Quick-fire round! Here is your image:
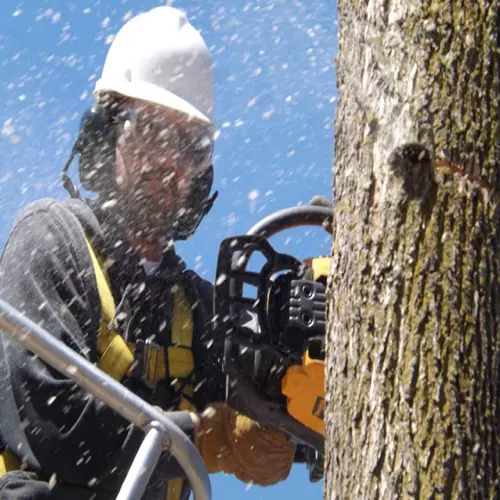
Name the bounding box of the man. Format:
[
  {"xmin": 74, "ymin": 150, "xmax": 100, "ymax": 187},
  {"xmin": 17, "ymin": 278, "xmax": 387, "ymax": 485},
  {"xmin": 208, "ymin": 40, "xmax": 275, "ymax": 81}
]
[{"xmin": 0, "ymin": 6, "xmax": 296, "ymax": 499}]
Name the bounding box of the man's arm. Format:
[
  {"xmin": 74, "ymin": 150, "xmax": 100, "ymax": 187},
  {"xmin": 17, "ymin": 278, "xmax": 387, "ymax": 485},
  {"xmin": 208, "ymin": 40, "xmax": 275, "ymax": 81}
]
[{"xmin": 0, "ymin": 199, "xmax": 193, "ymax": 487}]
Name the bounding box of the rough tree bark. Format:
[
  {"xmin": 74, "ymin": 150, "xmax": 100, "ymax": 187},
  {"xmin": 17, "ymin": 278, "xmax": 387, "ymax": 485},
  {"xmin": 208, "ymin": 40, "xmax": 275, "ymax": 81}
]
[{"xmin": 325, "ymin": 1, "xmax": 499, "ymax": 498}]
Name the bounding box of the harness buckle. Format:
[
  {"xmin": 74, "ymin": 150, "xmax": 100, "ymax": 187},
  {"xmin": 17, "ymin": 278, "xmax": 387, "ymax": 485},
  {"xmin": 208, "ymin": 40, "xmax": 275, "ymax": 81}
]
[{"xmin": 133, "ymin": 338, "xmax": 162, "ymax": 389}]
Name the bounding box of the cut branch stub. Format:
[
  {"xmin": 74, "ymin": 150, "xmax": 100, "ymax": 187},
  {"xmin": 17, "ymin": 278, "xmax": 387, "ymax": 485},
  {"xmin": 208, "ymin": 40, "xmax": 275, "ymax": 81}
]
[{"xmin": 387, "ymin": 142, "xmax": 436, "ymax": 201}]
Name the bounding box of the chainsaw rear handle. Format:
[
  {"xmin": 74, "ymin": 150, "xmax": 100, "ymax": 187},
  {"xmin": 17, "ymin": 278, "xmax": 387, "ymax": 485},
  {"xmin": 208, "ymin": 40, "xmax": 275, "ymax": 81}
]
[{"xmin": 0, "ymin": 298, "xmax": 211, "ymax": 500}]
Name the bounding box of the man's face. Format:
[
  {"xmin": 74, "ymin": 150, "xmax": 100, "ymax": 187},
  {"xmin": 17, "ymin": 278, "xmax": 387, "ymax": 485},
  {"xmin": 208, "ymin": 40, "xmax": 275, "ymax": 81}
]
[{"xmin": 113, "ymin": 99, "xmax": 214, "ymax": 241}]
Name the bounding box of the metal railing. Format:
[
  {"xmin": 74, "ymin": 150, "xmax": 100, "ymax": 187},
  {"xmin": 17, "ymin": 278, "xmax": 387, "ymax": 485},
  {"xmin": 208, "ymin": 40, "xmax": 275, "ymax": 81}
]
[{"xmin": 0, "ymin": 298, "xmax": 212, "ymax": 500}]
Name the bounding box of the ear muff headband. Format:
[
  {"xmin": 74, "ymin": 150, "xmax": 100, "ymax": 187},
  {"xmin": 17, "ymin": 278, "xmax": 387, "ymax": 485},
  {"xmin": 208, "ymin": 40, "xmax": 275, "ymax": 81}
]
[{"xmin": 61, "ymin": 100, "xmax": 120, "ymax": 198}]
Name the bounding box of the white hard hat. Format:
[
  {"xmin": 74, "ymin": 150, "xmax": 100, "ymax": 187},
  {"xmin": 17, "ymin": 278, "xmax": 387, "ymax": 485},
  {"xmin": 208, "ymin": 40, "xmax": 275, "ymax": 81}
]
[{"xmin": 93, "ymin": 6, "xmax": 216, "ymax": 129}]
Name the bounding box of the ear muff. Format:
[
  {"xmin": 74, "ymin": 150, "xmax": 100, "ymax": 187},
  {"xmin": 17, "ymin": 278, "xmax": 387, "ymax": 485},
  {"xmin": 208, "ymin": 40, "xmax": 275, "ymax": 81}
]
[
  {"xmin": 76, "ymin": 104, "xmax": 118, "ymax": 193},
  {"xmin": 192, "ymin": 163, "xmax": 214, "ymax": 203},
  {"xmin": 172, "ymin": 164, "xmax": 218, "ymax": 240}
]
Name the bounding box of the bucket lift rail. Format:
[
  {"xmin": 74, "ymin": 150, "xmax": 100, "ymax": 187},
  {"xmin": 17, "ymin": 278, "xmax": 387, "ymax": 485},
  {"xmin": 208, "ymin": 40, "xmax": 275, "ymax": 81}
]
[{"xmin": 0, "ymin": 298, "xmax": 212, "ymax": 500}]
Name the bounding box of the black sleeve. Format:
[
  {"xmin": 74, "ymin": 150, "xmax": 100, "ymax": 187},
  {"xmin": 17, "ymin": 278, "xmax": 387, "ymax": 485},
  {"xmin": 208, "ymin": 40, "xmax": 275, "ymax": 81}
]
[
  {"xmin": 0, "ymin": 199, "xmax": 193, "ymax": 487},
  {"xmin": 189, "ymin": 273, "xmax": 227, "ymax": 407}
]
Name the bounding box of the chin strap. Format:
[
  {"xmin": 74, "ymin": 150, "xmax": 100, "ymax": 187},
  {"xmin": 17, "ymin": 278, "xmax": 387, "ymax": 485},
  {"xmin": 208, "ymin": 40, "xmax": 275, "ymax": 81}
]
[{"xmin": 61, "ymin": 140, "xmax": 82, "ymax": 200}]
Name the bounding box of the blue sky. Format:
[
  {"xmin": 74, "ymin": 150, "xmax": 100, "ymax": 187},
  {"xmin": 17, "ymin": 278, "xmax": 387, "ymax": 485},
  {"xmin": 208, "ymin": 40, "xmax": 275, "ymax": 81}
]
[{"xmin": 0, "ymin": 0, "xmax": 338, "ymax": 498}]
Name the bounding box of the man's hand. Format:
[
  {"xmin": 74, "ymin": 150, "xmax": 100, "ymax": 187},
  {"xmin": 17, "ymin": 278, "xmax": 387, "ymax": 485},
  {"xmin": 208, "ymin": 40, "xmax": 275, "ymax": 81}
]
[{"xmin": 195, "ymin": 403, "xmax": 295, "ymax": 486}]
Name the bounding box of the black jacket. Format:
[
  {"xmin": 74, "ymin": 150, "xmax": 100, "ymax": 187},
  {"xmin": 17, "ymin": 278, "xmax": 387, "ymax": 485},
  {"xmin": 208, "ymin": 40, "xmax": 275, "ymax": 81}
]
[{"xmin": 0, "ymin": 197, "xmax": 225, "ymax": 499}]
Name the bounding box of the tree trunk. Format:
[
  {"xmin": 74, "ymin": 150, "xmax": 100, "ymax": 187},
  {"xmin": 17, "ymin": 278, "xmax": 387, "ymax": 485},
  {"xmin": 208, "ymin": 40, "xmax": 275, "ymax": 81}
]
[{"xmin": 325, "ymin": 1, "xmax": 499, "ymax": 498}]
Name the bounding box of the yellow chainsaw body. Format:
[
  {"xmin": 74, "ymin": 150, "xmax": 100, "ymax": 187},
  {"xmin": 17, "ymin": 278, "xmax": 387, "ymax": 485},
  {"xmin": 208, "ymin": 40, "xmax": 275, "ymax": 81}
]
[{"xmin": 281, "ymin": 349, "xmax": 325, "ymax": 435}]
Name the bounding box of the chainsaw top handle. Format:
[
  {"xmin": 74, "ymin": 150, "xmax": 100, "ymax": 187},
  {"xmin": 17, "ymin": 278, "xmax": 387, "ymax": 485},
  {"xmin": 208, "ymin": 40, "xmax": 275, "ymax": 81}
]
[{"xmin": 247, "ymin": 204, "xmax": 333, "ymax": 237}]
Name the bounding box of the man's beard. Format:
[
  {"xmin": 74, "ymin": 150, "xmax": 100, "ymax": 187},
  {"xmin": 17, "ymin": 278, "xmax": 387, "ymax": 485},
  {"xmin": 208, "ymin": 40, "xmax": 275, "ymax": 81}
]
[
  {"xmin": 124, "ymin": 197, "xmax": 175, "ymax": 242},
  {"xmin": 119, "ymin": 181, "xmax": 189, "ymax": 243}
]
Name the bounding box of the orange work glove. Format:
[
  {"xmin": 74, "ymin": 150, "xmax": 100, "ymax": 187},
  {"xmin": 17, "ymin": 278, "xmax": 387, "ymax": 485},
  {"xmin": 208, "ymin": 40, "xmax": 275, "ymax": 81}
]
[{"xmin": 197, "ymin": 402, "xmax": 296, "ymax": 486}]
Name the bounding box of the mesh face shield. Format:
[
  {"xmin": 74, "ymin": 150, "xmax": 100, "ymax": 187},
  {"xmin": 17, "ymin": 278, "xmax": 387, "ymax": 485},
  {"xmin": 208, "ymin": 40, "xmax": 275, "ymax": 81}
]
[{"xmin": 63, "ymin": 100, "xmax": 218, "ymax": 241}]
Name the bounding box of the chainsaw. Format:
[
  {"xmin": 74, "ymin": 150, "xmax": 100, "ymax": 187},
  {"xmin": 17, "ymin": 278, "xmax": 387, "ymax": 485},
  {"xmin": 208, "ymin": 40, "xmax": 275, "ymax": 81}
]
[{"xmin": 213, "ymin": 201, "xmax": 333, "ymax": 483}]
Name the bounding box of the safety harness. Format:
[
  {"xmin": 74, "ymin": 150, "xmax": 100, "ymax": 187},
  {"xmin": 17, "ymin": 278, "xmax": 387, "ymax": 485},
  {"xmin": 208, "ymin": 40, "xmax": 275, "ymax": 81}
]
[
  {"xmin": 0, "ymin": 231, "xmax": 198, "ymax": 500},
  {"xmin": 86, "ymin": 238, "xmax": 196, "ymax": 500}
]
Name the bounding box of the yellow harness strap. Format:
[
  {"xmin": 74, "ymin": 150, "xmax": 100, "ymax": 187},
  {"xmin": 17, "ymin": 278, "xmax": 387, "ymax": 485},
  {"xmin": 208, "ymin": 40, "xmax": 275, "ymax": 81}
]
[
  {"xmin": 0, "ymin": 449, "xmax": 21, "ymax": 476},
  {"xmin": 167, "ymin": 478, "xmax": 185, "ymax": 500},
  {"xmin": 85, "ymin": 239, "xmax": 136, "ymax": 381}
]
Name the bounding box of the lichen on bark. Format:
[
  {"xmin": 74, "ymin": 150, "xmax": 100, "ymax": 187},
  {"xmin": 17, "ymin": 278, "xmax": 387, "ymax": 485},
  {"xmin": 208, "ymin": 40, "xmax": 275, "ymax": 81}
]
[{"xmin": 325, "ymin": 0, "xmax": 500, "ymax": 498}]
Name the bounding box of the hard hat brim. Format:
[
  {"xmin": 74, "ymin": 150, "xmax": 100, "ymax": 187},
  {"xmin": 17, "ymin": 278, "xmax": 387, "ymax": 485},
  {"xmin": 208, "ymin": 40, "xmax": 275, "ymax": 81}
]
[{"xmin": 93, "ymin": 78, "xmax": 215, "ymax": 131}]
